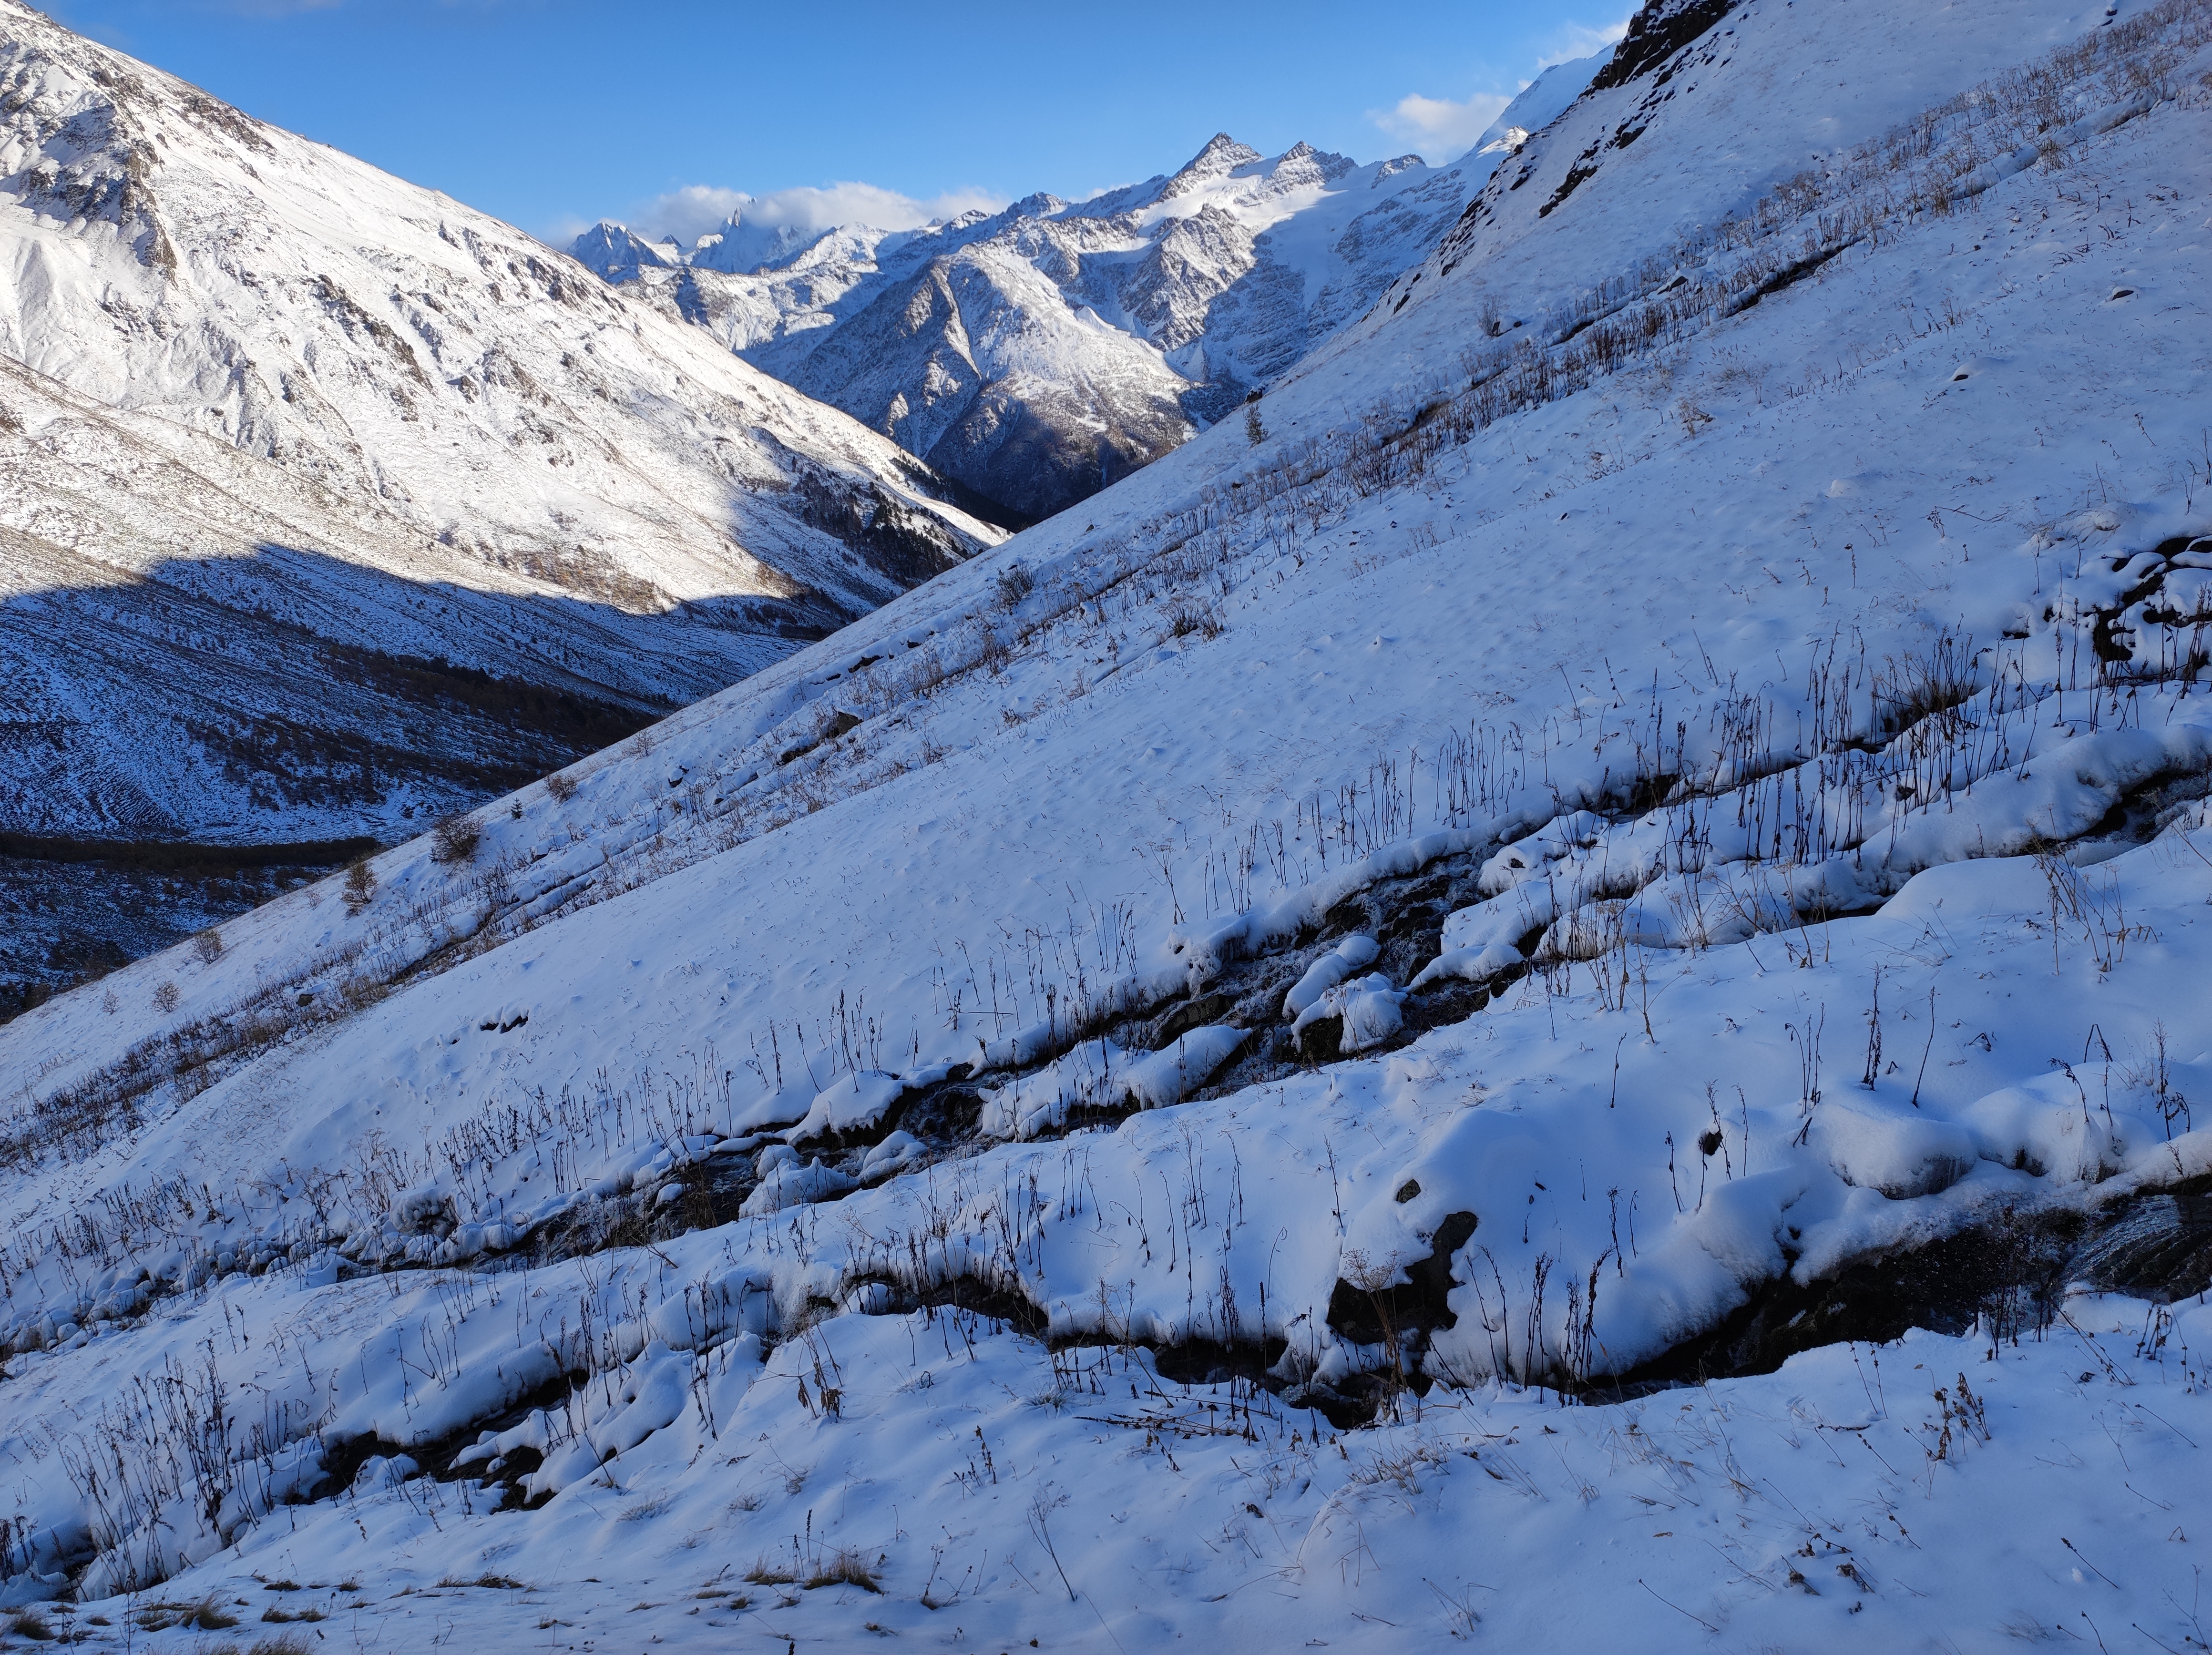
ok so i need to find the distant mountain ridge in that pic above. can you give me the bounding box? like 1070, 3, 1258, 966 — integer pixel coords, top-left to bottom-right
573, 60, 1598, 520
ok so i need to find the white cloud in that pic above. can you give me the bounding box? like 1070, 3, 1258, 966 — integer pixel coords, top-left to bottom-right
1537, 15, 1633, 69
609, 181, 1009, 248
1371, 90, 1514, 156
1369, 14, 1632, 159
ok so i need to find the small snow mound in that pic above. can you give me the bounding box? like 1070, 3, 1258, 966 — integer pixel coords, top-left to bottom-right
791, 1070, 906, 1144
1125, 1027, 1250, 1108
755, 1143, 800, 1179
740, 1157, 858, 1217
1962, 1075, 2134, 1183
861, 1131, 924, 1180
1412, 941, 1525, 989
1283, 934, 1381, 1017
1292, 973, 1405, 1054
1807, 1098, 1976, 1198
351, 1454, 420, 1493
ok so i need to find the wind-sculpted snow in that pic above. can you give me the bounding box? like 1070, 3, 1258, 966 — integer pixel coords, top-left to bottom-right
575, 64, 1602, 522
1, 0, 2211, 1642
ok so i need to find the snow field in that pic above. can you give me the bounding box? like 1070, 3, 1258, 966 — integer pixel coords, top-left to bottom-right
2, 0, 2211, 1642
6, 1277, 2209, 1652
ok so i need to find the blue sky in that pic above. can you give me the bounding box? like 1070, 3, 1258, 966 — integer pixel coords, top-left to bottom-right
49, 0, 1625, 245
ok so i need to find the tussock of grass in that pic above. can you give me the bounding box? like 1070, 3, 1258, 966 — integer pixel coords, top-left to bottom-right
246, 1635, 317, 1655
132, 1596, 239, 1632
805, 1547, 883, 1593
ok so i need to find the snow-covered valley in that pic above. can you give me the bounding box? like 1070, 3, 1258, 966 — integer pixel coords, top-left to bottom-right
3, 0, 2212, 1647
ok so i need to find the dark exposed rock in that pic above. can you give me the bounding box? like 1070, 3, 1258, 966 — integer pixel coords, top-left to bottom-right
1587, 0, 1741, 93
1327, 1212, 1480, 1349
1612, 1179, 2212, 1394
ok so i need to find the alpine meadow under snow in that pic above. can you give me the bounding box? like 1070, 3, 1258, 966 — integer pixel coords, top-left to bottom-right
4, 0, 2212, 1650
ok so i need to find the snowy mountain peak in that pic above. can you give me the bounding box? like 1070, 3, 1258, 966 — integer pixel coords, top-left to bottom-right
690, 210, 822, 275
7, 0, 2209, 1640
568, 219, 671, 280
566, 70, 1604, 521
1160, 131, 1265, 195
1259, 138, 1360, 193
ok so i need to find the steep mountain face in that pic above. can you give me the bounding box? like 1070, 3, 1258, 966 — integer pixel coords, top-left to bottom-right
573, 62, 1597, 521
5, 0, 2211, 1644
0, 0, 1002, 1012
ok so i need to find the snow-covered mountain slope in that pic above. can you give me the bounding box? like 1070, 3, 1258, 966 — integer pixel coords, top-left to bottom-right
573, 64, 1599, 523
0, 0, 1003, 1010
4, 0, 2212, 1644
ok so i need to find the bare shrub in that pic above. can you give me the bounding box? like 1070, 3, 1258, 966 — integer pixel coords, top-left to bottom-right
151, 981, 180, 1014
181, 1598, 237, 1630
546, 772, 578, 803
993, 564, 1034, 610
342, 857, 376, 916
1875, 629, 1978, 735
1167, 601, 1225, 642
976, 625, 1010, 677
431, 813, 481, 865
192, 927, 224, 965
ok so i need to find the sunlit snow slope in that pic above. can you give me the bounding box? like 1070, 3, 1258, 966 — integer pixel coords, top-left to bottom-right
0, 0, 1000, 1006
2, 0, 2211, 1647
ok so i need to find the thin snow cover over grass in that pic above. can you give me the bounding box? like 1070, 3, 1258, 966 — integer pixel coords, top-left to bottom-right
10, 1280, 2212, 1650
2, 0, 2212, 1642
